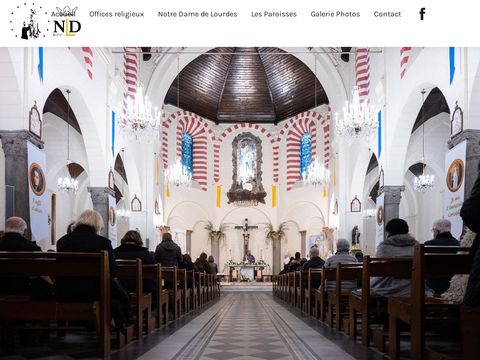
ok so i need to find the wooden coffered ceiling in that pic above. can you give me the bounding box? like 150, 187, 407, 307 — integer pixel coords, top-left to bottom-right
164, 47, 329, 124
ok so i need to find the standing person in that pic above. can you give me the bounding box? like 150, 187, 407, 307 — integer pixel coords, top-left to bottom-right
460, 164, 480, 306
56, 210, 131, 333
324, 238, 358, 291
154, 232, 182, 267
243, 250, 255, 264
371, 218, 418, 297
208, 255, 218, 275
425, 219, 460, 294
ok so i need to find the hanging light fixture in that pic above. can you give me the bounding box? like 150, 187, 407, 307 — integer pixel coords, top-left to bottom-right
335, 86, 377, 138
414, 89, 435, 193
118, 48, 161, 138
302, 53, 330, 187
165, 53, 192, 190
57, 89, 79, 194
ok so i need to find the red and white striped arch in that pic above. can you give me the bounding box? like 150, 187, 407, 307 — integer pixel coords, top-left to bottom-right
162, 110, 214, 192
213, 123, 276, 183
279, 110, 331, 191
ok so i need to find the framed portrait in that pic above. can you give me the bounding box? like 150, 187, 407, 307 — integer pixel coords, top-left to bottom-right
446, 159, 464, 193
350, 195, 361, 212
131, 194, 142, 212
450, 102, 463, 138
29, 162, 46, 196
29, 101, 42, 139
108, 169, 115, 190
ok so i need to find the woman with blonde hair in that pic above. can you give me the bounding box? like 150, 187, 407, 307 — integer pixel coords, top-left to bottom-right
57, 209, 131, 333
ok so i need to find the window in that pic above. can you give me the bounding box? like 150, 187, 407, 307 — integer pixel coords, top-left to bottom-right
300, 133, 312, 178
181, 132, 193, 173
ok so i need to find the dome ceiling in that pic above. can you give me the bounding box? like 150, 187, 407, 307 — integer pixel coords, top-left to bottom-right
164, 47, 329, 124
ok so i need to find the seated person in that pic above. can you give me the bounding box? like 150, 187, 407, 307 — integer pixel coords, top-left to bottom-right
325, 238, 358, 292
114, 230, 155, 293
302, 247, 325, 288
288, 252, 302, 272
425, 219, 460, 294
370, 218, 418, 297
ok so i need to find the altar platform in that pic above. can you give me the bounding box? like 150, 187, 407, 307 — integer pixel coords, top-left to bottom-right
220, 281, 273, 292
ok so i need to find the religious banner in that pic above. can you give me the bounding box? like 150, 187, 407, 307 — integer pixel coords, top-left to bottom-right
27, 141, 48, 245
375, 192, 385, 249
443, 140, 467, 239
108, 194, 117, 245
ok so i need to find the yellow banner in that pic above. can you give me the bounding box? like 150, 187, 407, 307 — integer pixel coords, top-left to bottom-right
333, 156, 337, 186
166, 182, 170, 198
272, 184, 277, 208
216, 185, 221, 208
155, 155, 159, 185
323, 185, 327, 198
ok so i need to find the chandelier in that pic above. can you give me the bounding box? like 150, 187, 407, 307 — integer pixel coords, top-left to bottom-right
414, 89, 435, 193
362, 198, 376, 219
57, 89, 79, 194
335, 86, 377, 138
165, 158, 192, 189
116, 208, 130, 219
118, 49, 161, 138
302, 157, 330, 186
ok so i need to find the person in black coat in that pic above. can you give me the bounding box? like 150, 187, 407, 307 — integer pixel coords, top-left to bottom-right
114, 230, 155, 293
302, 247, 325, 288
424, 219, 459, 294
154, 232, 182, 267
460, 163, 480, 306
56, 210, 131, 332
0, 217, 51, 297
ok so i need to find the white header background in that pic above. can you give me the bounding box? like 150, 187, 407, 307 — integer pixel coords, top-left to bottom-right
0, 0, 474, 46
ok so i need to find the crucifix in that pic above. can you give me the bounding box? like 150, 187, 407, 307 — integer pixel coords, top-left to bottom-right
234, 218, 258, 255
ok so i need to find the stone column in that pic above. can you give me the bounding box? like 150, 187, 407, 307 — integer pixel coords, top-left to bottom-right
210, 233, 221, 265
299, 230, 307, 257
271, 234, 282, 275
448, 129, 480, 198
186, 230, 192, 254
88, 187, 114, 238
0, 130, 44, 238
379, 185, 405, 239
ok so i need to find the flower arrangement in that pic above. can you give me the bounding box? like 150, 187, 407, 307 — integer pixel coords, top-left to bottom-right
227, 259, 237, 266
204, 221, 228, 238
264, 221, 287, 240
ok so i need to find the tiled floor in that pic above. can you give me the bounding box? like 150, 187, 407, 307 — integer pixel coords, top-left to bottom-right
135, 293, 384, 360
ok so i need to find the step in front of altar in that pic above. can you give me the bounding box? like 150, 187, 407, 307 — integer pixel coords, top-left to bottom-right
220, 282, 273, 292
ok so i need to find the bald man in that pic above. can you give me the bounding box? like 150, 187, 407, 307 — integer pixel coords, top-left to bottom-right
0, 217, 40, 251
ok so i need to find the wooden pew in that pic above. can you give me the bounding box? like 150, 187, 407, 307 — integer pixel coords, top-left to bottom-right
142, 264, 169, 327
0, 251, 111, 357
186, 270, 198, 311
160, 267, 182, 320
196, 272, 206, 307
177, 268, 189, 315
388, 245, 472, 360
295, 271, 306, 310
304, 268, 322, 316
327, 263, 362, 332
116, 259, 154, 337
348, 256, 413, 347
288, 272, 296, 307
314, 266, 335, 322
461, 306, 480, 360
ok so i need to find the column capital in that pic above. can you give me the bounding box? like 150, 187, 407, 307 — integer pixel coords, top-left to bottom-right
0, 130, 44, 156
88, 187, 114, 204
379, 185, 405, 205
448, 129, 480, 153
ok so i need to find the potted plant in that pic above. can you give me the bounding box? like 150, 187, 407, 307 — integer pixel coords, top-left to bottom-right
265, 222, 287, 241
204, 221, 228, 241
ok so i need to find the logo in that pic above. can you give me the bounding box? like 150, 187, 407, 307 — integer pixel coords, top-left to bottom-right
10, 2, 49, 39
419, 7, 426, 20
52, 6, 82, 36
446, 159, 464, 193
29, 163, 46, 196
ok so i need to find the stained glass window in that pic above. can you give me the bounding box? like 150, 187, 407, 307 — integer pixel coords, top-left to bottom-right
300, 133, 312, 179
181, 132, 193, 173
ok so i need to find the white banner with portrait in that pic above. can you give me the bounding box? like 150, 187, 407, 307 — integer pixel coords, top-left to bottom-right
108, 194, 117, 245
375, 192, 385, 249
444, 140, 467, 239
27, 141, 48, 245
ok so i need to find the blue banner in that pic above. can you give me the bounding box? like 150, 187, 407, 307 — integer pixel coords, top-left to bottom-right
37, 47, 43, 82
449, 47, 455, 85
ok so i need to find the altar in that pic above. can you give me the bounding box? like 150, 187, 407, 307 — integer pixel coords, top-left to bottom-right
226, 263, 270, 282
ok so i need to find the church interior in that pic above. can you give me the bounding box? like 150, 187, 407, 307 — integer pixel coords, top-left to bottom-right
0, 47, 479, 359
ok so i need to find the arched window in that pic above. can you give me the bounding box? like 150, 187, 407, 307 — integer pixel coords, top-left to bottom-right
300, 133, 312, 178
181, 132, 193, 173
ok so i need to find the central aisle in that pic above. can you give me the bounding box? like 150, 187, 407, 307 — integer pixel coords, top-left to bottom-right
137, 293, 380, 360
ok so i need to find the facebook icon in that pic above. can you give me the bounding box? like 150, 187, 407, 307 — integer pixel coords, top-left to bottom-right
419, 7, 426, 20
